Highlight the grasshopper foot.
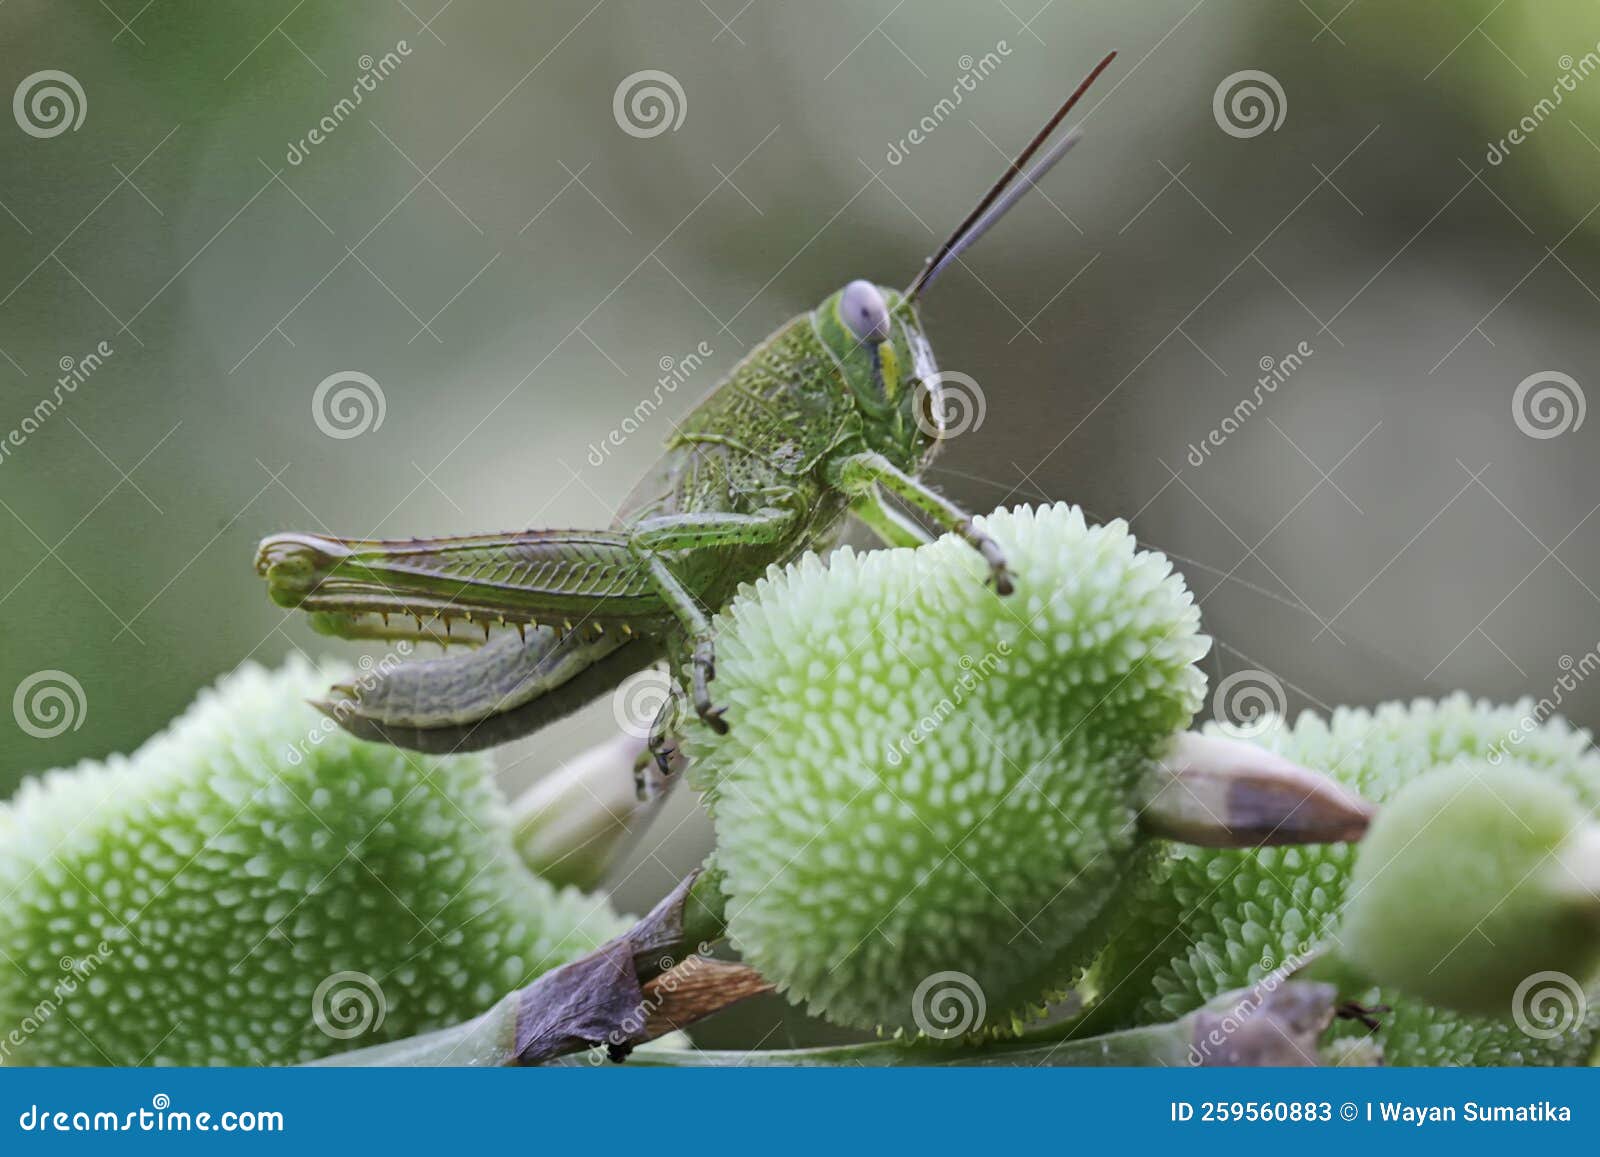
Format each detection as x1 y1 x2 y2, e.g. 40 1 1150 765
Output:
634 746 674 802
643 689 685 799
956 520 1013 597
690 638 729 733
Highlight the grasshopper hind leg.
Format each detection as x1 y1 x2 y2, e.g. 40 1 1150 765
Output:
321 630 663 754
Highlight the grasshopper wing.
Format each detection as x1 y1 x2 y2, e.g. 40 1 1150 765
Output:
256 528 670 628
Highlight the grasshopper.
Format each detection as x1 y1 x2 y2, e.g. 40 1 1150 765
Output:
256 53 1116 783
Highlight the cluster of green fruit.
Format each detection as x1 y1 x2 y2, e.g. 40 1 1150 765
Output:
4 503 1598 1066
0 659 624 1066
688 504 1600 1065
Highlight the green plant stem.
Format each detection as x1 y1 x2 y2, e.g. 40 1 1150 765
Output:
621 1024 1190 1067
623 980 1360 1068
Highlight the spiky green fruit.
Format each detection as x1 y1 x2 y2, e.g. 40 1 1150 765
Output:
1340 761 1600 1018
1090 695 1600 1065
688 503 1210 1034
0 659 625 1066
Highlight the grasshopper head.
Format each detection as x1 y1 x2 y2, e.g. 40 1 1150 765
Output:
812 280 942 471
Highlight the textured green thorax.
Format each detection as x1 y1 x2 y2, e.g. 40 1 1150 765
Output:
0 659 624 1066
687 504 1209 1034
663 315 858 485
658 283 934 490
1090 696 1600 1065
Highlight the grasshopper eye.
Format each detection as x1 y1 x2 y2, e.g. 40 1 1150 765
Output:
840 280 890 345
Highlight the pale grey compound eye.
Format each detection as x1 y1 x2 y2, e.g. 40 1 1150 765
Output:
839 279 890 344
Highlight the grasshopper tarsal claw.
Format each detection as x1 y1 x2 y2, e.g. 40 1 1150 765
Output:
988 563 1016 597
956 518 1014 596
634 746 673 803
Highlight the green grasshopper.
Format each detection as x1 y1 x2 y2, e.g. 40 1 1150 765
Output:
256 53 1116 782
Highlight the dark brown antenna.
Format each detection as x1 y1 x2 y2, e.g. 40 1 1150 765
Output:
904 50 1116 301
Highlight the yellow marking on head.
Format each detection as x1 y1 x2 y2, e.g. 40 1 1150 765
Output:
878 340 901 403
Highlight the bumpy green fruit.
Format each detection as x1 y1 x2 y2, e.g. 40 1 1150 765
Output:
1090 696 1600 1065
0 659 625 1066
689 503 1209 1034
1341 761 1600 1017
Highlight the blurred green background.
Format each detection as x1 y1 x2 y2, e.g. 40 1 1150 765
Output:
4 1 1600 1044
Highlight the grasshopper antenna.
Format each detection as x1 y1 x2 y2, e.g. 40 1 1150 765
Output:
905 50 1116 301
